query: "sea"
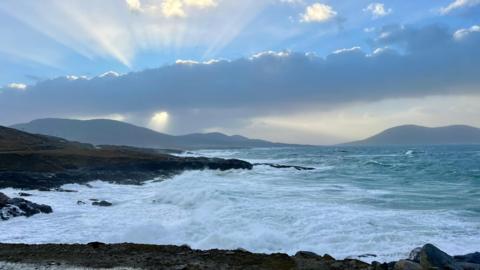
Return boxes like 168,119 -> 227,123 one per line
1,146 -> 479,262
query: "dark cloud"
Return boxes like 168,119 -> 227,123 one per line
1,24 -> 479,131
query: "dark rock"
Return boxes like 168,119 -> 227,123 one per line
358,254 -> 377,258
456,262 -> 480,270
323,254 -> 336,261
295,251 -> 322,259
371,261 -> 390,270
419,244 -> 461,270
0,193 -> 52,220
393,260 -> 422,270
92,200 -> 112,207
0,192 -> 9,207
53,188 -> 77,193
77,200 -> 86,205
90,198 -> 99,202
253,163 -> 315,171
454,252 -> 480,264
87,242 -> 106,249
18,192 -> 32,197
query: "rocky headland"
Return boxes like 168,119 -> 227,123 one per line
0,125 -> 252,191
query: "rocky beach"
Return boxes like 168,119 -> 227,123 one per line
0,243 -> 478,270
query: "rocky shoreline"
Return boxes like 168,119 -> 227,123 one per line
0,243 -> 477,270
0,125 -> 252,190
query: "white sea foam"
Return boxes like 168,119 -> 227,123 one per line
1,163 -> 479,262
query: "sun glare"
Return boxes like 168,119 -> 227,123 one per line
150,111 -> 170,131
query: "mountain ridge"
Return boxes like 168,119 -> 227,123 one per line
343,124 -> 480,146
10,118 -> 298,150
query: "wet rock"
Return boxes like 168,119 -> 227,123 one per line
371,261 -> 391,270
419,244 -> 461,270
77,200 -> 86,205
456,262 -> 480,270
0,192 -> 52,220
92,200 -> 112,207
454,252 -> 480,264
253,163 -> 315,171
18,192 -> 32,197
393,260 -> 422,270
0,192 -> 9,207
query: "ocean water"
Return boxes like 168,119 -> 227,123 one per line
1,146 -> 479,262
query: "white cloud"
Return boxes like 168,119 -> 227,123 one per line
439,0 -> 480,14
6,83 -> 27,91
161,0 -> 186,17
125,0 -> 143,12
333,46 -> 361,54
66,75 -> 88,80
364,3 -> 392,18
98,71 -> 120,78
301,3 -> 337,23
184,0 -> 217,8
454,25 -> 480,39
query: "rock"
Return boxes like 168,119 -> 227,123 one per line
0,192 -> 9,207
18,192 -> 32,197
295,251 -> 322,259
77,200 -> 86,205
371,261 -> 390,270
394,260 -> 422,270
92,200 -> 112,207
253,163 -> 315,171
408,247 -> 422,262
419,244 -> 462,270
323,254 -> 336,261
456,262 -> 480,270
358,253 -> 377,258
0,194 -> 52,220
454,252 -> 480,264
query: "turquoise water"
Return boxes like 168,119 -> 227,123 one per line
1,145 -> 479,262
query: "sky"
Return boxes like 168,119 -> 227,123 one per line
0,0 -> 479,144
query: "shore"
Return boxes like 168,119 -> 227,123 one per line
0,243 -> 478,270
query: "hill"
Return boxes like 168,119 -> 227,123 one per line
343,125 -> 480,146
11,118 -> 294,150
0,125 -> 251,190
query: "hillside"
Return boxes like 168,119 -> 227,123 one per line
11,118 -> 293,150
0,125 -> 251,190
343,125 -> 480,146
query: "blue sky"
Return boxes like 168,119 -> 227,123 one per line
0,0 -> 479,144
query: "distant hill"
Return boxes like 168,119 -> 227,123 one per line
11,118 -> 295,150
343,125 -> 480,146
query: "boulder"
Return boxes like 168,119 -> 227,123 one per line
0,192 -> 9,207
394,260 -> 422,270
18,192 -> 32,197
92,200 -> 112,207
419,244 -> 461,270
0,193 -> 52,220
454,252 -> 480,264
456,262 -> 480,270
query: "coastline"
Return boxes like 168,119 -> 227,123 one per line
0,243 -> 478,270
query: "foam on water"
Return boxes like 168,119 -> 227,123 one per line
1,146 -> 480,262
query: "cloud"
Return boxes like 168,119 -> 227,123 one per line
6,83 -> 27,91
126,0 -> 143,12
454,25 -> 480,39
364,3 -> 392,18
161,0 -> 186,17
1,24 -> 479,136
301,3 -> 337,23
184,0 -> 217,8
439,0 -> 480,14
